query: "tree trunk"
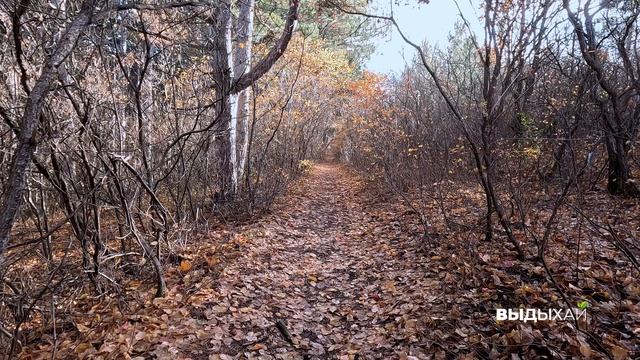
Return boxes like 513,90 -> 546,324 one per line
235,0 -> 255,190
0,1 -> 95,260
605,135 -> 639,196
212,1 -> 235,199
564,1 -> 640,197
212,0 -> 299,199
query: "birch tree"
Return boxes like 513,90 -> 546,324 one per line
235,0 -> 255,189
213,0 -> 300,198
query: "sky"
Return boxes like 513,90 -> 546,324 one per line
365,0 -> 478,75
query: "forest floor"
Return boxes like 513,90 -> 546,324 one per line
21,164 -> 443,359
19,164 -> 639,359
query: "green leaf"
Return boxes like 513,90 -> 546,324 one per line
577,300 -> 589,310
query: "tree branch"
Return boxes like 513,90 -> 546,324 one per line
231,0 -> 300,94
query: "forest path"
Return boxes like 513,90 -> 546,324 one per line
49,164 -> 446,360
180,163 -> 440,359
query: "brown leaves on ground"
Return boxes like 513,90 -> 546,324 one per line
18,164 -> 639,359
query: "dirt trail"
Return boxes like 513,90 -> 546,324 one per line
33,164 -> 441,359
184,164 -> 440,359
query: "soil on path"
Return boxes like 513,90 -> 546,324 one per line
182,164 -> 439,359
22,164 -> 441,360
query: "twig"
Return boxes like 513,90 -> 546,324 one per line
275,319 -> 293,344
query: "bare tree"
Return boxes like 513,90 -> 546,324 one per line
564,0 -> 640,196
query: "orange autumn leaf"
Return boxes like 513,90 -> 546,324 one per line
179,260 -> 193,272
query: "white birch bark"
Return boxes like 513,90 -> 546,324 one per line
234,0 -> 254,188
227,3 -> 238,192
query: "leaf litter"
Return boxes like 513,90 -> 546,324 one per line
18,164 -> 639,359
